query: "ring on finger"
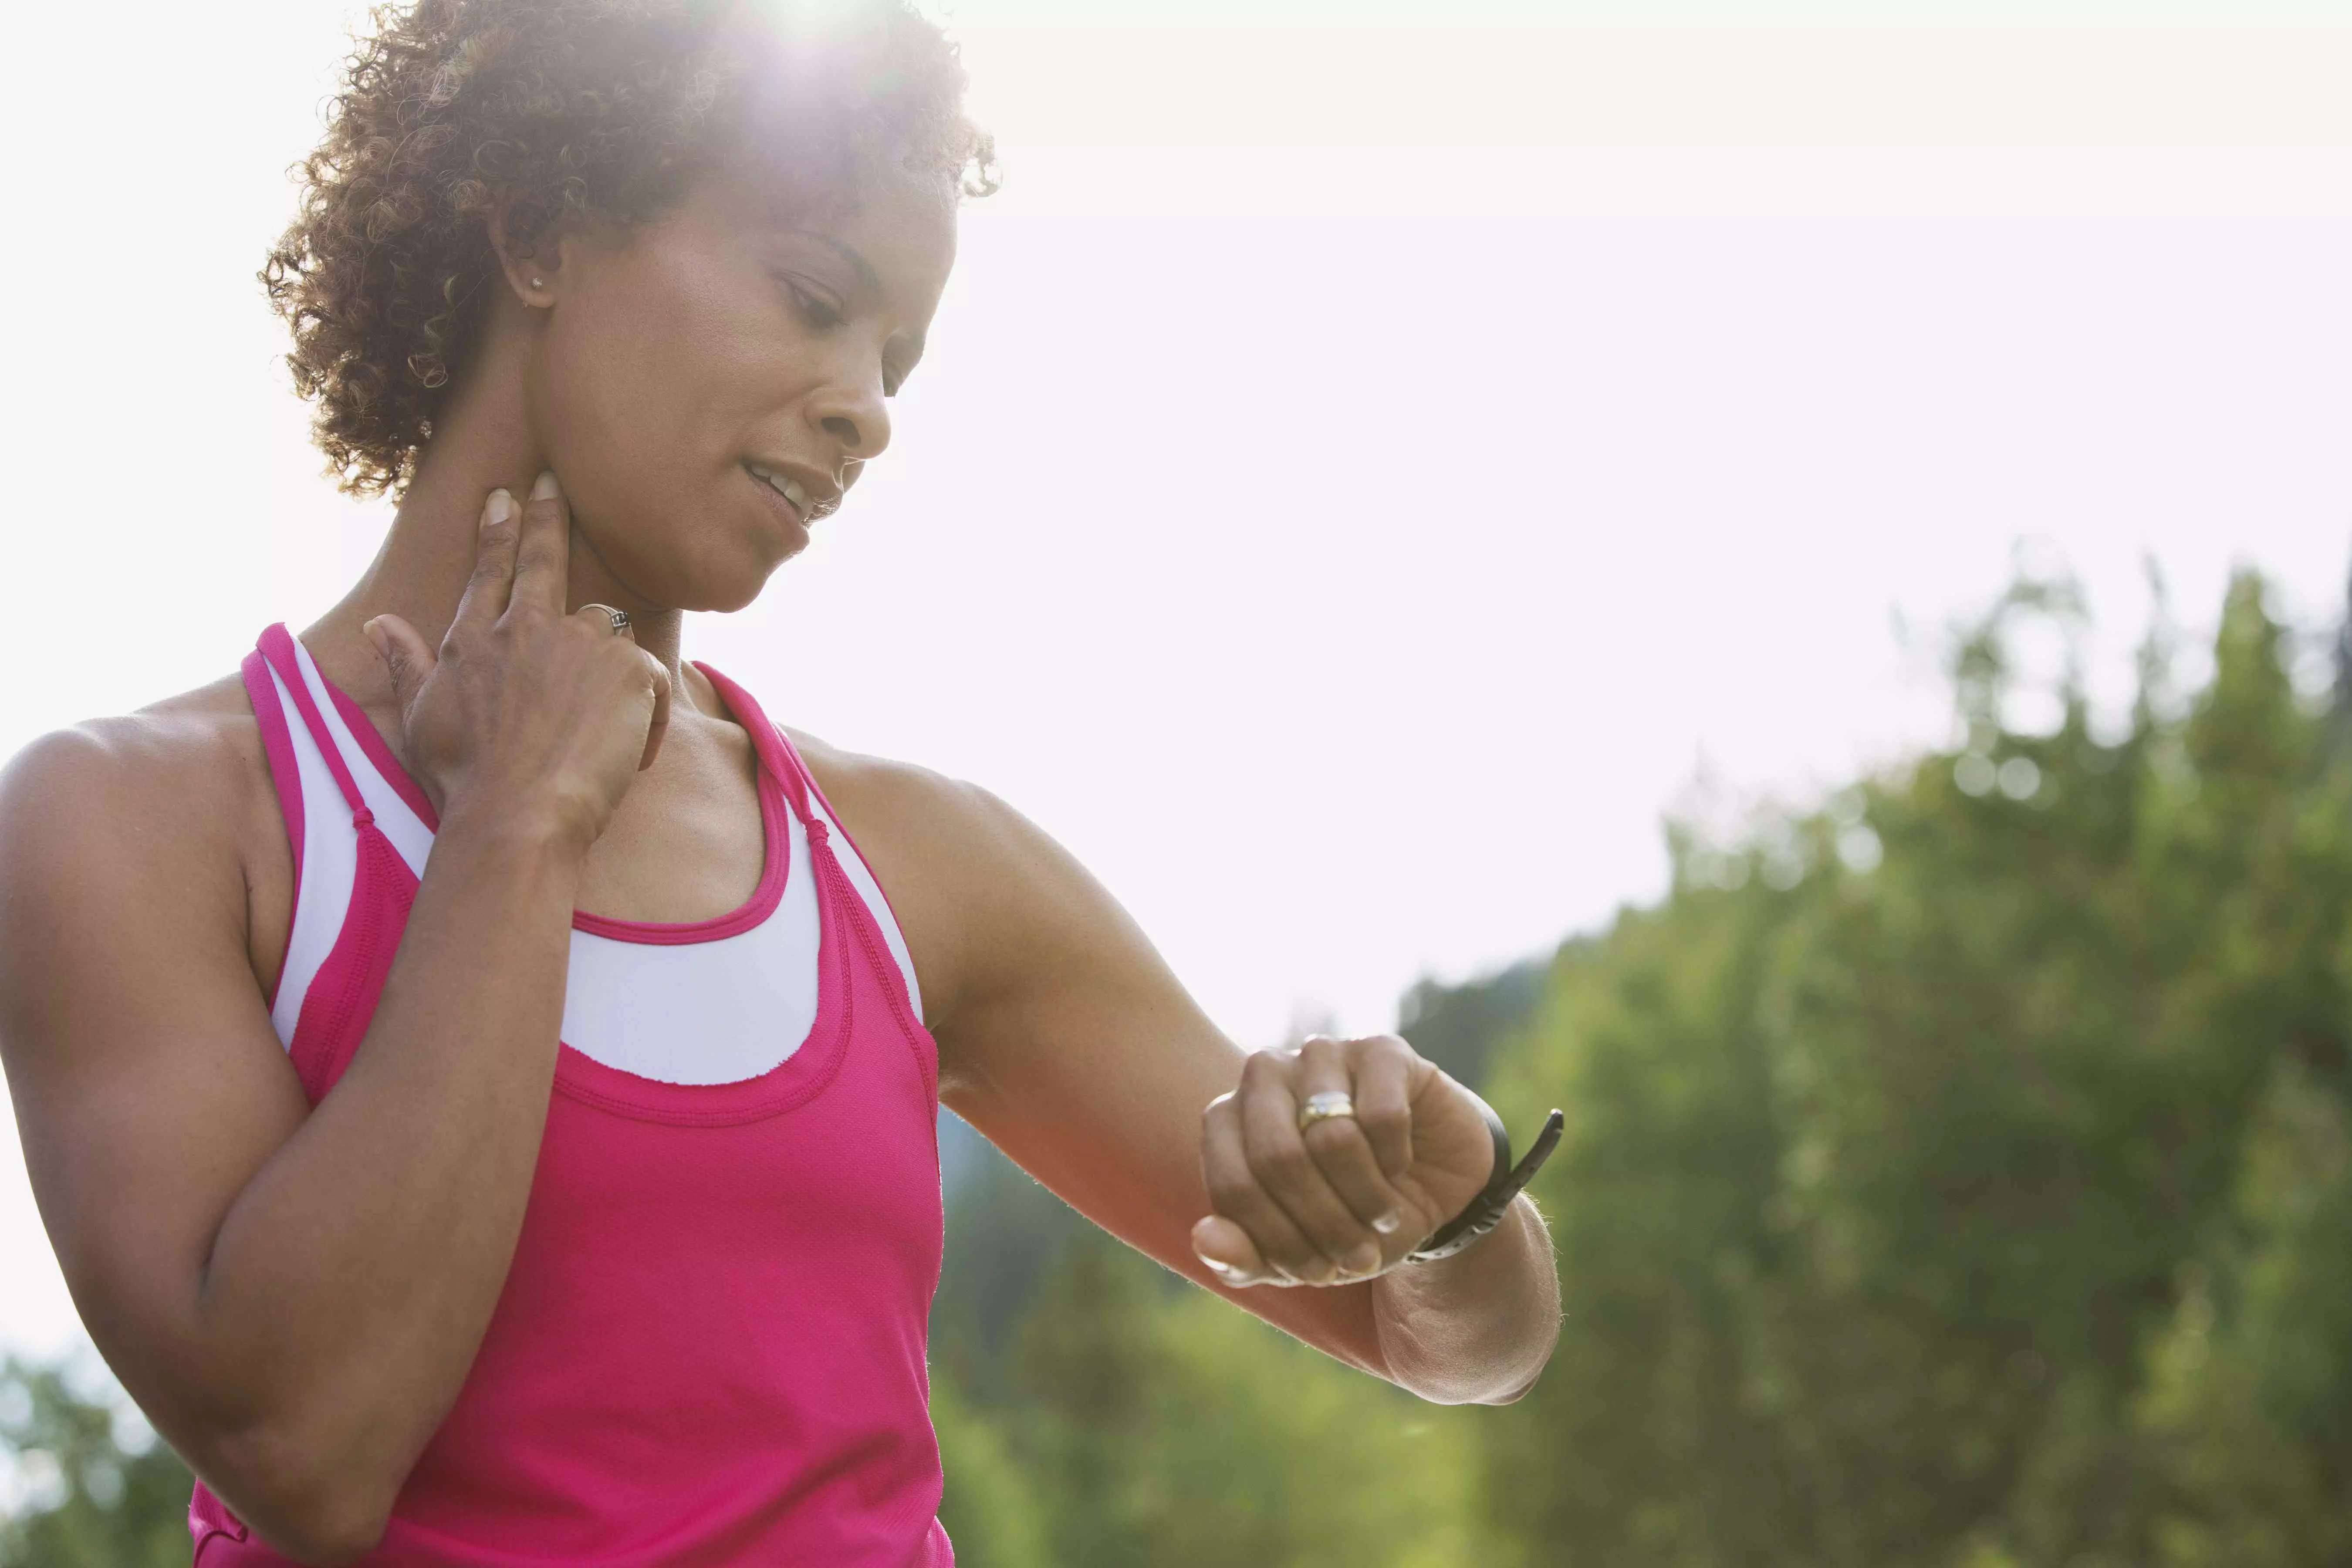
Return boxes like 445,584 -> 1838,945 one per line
580,602 -> 631,635
1296,1090 -> 1357,1134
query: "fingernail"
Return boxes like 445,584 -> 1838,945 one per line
531,470 -> 559,500
1372,1210 -> 1402,1235
1199,1256 -> 1238,1278
485,489 -> 513,525
360,618 -> 386,656
1345,1245 -> 1381,1275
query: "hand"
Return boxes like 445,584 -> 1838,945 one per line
362,473 -> 673,849
1191,1034 -> 1498,1287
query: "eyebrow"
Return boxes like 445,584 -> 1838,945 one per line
800,231 -> 881,297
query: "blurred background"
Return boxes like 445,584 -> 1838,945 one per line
6,0 -> 2352,1563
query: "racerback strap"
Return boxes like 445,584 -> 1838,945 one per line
257,624 -> 377,829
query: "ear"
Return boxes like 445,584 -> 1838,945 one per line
486,204 -> 564,310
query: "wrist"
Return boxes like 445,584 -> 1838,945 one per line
1396,1194 -> 1533,1284
432,795 -> 596,868
1404,1103 -> 1565,1265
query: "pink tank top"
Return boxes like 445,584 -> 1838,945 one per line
192,626 -> 952,1565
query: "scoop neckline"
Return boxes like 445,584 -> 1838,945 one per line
299,634 -> 792,948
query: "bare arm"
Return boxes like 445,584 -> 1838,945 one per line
0,480 -> 669,1564
811,760 -> 1560,1406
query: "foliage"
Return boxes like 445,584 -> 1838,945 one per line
1399,957 -> 1549,1092
929,1146 -> 1492,1567
987,1226 -> 1484,1568
1477,568 -> 2352,1565
932,1371 -> 1055,1568
0,1358 -> 191,1568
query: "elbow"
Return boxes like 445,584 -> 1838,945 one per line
270,1500 -> 394,1568
194,1420 -> 399,1567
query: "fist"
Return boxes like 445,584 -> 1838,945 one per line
1191,1034 -> 1497,1287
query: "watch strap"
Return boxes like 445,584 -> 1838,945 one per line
1403,1100 -> 1565,1264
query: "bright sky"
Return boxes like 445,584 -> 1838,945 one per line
3,0 -> 2350,1358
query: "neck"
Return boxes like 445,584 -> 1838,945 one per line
305,299 -> 689,710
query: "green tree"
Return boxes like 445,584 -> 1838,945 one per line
1477,569 -> 2352,1565
933,1372 -> 1055,1568
1004,1226 -> 1484,1568
0,1358 -> 192,1568
1399,956 -> 1549,1092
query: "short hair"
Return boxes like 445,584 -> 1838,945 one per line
264,0 -> 995,496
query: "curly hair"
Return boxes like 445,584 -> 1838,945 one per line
264,0 -> 995,496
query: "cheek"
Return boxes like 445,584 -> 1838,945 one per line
525,257 -> 800,600
532,287 -> 712,500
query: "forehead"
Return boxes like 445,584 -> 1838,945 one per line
817,176 -> 960,302
684,169 -> 958,316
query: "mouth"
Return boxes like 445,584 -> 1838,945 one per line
743,461 -> 840,527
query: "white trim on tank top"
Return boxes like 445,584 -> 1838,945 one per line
265,638 -> 923,1082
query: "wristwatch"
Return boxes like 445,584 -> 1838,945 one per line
1403,1095 -> 1565,1264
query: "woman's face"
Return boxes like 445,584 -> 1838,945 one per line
524,169 -> 958,612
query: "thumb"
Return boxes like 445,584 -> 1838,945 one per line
362,614 -> 436,715
1191,1215 -> 1276,1289
638,656 -> 673,773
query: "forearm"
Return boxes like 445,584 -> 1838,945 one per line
189,813 -> 581,1521
1370,1195 -> 1560,1405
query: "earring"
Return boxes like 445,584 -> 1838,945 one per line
531,276 -> 545,289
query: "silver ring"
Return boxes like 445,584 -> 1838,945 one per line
581,602 -> 630,635
1297,1091 -> 1357,1134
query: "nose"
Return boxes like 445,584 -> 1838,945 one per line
806,376 -> 891,468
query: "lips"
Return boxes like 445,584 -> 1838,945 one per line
745,462 -> 811,521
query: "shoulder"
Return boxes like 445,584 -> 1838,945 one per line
784,728 -> 1109,922
784,727 -> 1039,875
1,676 -> 269,849
782,729 -> 1150,1034
0,676 -> 280,990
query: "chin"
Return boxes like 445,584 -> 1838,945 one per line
673,541 -> 800,615
699,571 -> 782,615
586,505 -> 797,614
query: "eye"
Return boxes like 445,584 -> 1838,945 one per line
784,278 -> 844,330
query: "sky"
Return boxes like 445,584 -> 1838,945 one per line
3,0 -> 2351,1359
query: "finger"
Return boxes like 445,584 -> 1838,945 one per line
362,614 -> 437,718
507,470 -> 571,616
452,488 -> 521,631
1200,1091 -> 1320,1284
1190,1213 -> 1275,1289
1238,1047 -> 1382,1279
1349,1035 -> 1416,1185
638,654 -> 672,771
1294,1036 -> 1413,1241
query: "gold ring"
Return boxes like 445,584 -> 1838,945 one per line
1297,1091 -> 1356,1134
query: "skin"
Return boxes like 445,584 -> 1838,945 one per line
0,167 -> 1560,1564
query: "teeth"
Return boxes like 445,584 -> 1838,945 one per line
748,464 -> 812,517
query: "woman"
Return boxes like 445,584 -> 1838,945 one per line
0,1 -> 1561,1562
